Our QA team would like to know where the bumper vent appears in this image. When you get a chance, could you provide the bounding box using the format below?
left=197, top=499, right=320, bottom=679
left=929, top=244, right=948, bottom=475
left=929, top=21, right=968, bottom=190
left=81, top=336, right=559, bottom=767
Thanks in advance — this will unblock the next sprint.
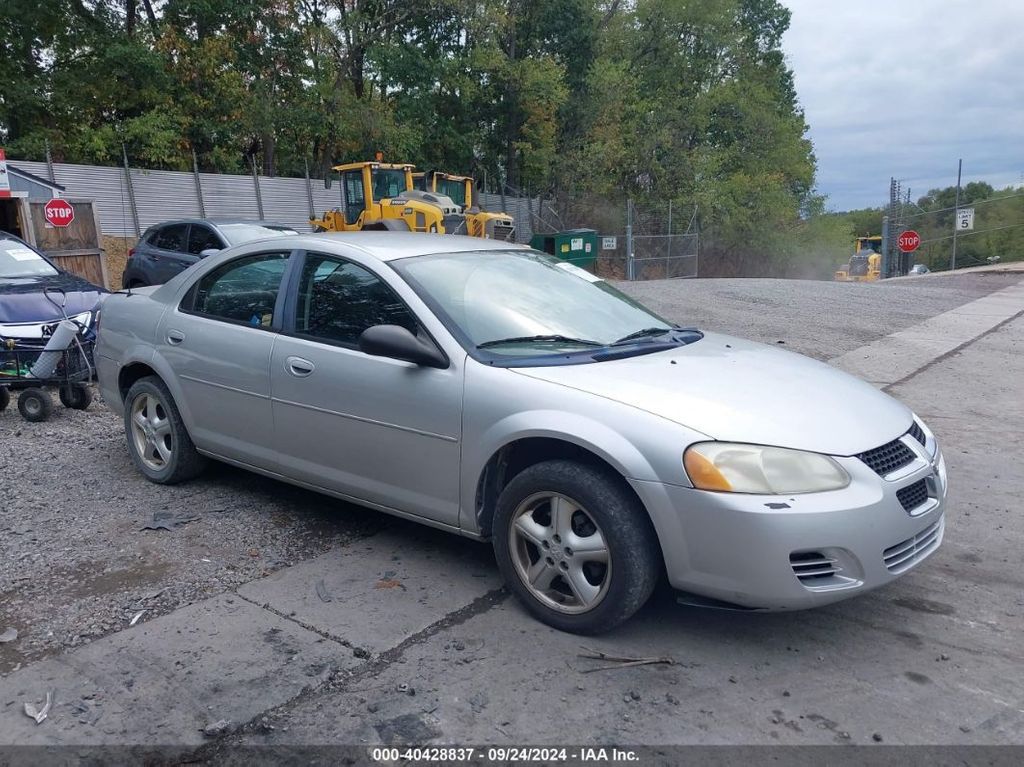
left=896, top=478, right=929, bottom=513
left=907, top=421, right=926, bottom=448
left=789, top=551, right=841, bottom=583
left=884, top=517, right=943, bottom=573
left=858, top=438, right=916, bottom=476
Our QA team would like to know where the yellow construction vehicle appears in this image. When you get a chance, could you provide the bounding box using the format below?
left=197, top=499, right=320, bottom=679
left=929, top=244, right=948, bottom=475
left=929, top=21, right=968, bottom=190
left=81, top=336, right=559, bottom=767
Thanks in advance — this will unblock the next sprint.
left=835, top=236, right=883, bottom=281
left=310, top=162, right=464, bottom=234
left=424, top=172, right=516, bottom=241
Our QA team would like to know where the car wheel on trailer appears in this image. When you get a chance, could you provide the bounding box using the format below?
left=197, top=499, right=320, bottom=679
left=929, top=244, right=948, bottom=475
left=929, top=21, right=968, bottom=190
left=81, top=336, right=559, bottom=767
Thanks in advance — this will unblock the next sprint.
left=0, top=387, right=10, bottom=412
left=17, top=387, right=53, bottom=423
left=59, top=383, right=93, bottom=411
left=492, top=459, right=661, bottom=635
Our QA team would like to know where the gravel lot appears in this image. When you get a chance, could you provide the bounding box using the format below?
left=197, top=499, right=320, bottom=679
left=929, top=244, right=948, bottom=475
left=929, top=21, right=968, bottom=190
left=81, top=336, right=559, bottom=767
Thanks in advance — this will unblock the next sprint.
left=0, top=272, right=1017, bottom=688
left=618, top=271, right=1021, bottom=360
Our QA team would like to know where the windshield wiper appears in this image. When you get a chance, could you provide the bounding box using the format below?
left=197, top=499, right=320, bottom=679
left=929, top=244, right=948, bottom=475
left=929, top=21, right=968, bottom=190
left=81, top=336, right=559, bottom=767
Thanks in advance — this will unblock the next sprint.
left=612, top=326, right=678, bottom=345
left=477, top=334, right=604, bottom=349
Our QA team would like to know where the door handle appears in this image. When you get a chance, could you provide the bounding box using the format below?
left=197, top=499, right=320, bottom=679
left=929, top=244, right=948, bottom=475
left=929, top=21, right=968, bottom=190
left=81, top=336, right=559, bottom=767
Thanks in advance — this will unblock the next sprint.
left=166, top=329, right=185, bottom=345
left=286, top=356, right=315, bottom=377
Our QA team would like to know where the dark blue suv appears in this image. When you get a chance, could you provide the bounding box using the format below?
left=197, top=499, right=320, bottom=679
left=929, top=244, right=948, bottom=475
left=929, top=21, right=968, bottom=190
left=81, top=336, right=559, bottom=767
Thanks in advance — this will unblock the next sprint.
left=121, top=218, right=299, bottom=287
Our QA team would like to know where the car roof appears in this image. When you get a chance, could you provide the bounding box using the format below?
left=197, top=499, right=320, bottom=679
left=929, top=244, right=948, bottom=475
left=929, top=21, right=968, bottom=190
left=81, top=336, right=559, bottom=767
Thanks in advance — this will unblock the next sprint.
left=281, top=232, right=531, bottom=262
left=147, top=218, right=297, bottom=228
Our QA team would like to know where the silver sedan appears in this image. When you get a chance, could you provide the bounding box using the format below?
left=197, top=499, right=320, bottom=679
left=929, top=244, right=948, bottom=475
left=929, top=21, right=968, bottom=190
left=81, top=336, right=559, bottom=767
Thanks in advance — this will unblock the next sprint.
left=95, top=233, right=947, bottom=634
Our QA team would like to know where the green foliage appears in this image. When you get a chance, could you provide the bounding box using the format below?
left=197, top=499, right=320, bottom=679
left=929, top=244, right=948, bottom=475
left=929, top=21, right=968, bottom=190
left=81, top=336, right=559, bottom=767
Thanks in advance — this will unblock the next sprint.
left=0, top=0, right=832, bottom=276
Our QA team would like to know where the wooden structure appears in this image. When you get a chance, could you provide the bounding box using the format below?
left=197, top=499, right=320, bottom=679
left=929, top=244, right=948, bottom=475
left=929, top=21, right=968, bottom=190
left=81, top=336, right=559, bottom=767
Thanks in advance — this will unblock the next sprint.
left=27, top=199, right=107, bottom=287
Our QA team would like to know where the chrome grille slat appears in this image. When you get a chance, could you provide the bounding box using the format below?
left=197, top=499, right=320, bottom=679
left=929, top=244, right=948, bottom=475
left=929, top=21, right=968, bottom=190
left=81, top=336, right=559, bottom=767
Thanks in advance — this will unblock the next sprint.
left=790, top=552, right=841, bottom=583
left=884, top=518, right=943, bottom=573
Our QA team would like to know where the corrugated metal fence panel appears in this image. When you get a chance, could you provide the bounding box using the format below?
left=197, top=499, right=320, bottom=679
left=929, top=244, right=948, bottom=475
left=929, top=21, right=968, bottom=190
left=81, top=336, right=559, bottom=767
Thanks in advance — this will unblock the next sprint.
left=197, top=172, right=261, bottom=222
left=256, top=176, right=318, bottom=232
left=311, top=181, right=345, bottom=219
left=479, top=192, right=536, bottom=243
left=16, top=161, right=137, bottom=236
left=9, top=159, right=543, bottom=243
left=132, top=168, right=205, bottom=232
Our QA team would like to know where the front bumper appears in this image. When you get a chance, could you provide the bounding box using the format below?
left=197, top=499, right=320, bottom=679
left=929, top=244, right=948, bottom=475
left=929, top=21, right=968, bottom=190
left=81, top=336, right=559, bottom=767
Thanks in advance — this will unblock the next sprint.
left=630, top=441, right=948, bottom=610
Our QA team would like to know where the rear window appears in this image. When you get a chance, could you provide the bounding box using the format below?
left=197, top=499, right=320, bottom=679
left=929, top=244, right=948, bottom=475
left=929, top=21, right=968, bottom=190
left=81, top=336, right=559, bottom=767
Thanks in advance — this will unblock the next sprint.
left=0, top=239, right=58, bottom=279
left=219, top=223, right=299, bottom=245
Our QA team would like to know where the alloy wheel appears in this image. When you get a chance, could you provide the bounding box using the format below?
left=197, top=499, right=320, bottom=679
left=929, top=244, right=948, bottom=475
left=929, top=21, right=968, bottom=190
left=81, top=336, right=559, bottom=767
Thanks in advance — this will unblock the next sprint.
left=508, top=492, right=612, bottom=614
left=130, top=393, right=173, bottom=471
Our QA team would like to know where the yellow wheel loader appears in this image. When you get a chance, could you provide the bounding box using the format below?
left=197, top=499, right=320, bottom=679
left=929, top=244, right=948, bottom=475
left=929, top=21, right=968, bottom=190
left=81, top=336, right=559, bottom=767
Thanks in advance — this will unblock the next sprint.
left=835, top=236, right=883, bottom=281
left=425, top=172, right=516, bottom=241
left=310, top=162, right=465, bottom=234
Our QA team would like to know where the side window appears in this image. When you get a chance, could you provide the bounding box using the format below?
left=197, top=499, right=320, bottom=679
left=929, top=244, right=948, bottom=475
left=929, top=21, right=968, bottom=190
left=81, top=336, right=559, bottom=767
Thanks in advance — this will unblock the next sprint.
left=187, top=225, right=223, bottom=255
left=187, top=252, right=289, bottom=327
left=343, top=171, right=365, bottom=225
left=294, top=253, right=417, bottom=347
left=155, top=223, right=189, bottom=252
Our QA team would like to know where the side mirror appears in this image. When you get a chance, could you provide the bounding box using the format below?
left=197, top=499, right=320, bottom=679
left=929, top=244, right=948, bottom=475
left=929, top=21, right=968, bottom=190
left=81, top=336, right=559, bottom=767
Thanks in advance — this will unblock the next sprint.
left=358, top=325, right=448, bottom=369
left=199, top=248, right=221, bottom=259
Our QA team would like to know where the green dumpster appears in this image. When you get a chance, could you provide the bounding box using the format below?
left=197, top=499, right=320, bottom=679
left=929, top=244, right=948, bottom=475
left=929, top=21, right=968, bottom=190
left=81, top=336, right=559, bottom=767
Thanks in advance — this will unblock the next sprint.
left=530, top=229, right=599, bottom=270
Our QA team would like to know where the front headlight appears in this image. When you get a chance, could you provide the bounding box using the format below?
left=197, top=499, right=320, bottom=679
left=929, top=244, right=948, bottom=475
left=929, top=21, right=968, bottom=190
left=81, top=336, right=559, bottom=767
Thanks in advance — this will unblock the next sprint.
left=683, top=442, right=850, bottom=494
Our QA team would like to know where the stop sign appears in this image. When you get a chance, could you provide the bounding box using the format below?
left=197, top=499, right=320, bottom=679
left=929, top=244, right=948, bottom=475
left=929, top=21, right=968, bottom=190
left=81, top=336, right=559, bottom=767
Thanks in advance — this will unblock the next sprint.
left=898, top=230, right=921, bottom=253
left=44, top=198, right=75, bottom=228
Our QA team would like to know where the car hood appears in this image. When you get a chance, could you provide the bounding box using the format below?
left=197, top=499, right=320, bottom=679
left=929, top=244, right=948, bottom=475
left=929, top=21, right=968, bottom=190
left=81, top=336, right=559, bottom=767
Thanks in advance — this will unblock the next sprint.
left=0, top=272, right=106, bottom=324
left=511, top=331, right=912, bottom=456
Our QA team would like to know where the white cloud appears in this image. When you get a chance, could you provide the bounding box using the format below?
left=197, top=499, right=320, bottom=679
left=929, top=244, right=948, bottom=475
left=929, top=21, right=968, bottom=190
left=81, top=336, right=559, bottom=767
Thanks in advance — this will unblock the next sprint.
left=781, top=0, right=1024, bottom=209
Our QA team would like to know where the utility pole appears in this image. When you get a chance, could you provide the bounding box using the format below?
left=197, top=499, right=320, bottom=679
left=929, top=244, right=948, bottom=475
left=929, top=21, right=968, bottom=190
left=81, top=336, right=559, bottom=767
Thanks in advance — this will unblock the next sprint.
left=950, top=158, right=962, bottom=271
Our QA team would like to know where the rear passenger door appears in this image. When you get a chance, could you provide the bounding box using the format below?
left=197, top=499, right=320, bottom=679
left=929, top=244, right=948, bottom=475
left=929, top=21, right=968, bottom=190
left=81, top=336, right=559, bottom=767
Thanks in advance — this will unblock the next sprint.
left=151, top=223, right=196, bottom=284
left=160, top=250, right=293, bottom=468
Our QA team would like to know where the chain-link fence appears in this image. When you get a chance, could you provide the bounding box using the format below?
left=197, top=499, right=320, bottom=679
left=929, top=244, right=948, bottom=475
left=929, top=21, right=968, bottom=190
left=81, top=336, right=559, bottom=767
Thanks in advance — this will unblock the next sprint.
left=592, top=200, right=699, bottom=280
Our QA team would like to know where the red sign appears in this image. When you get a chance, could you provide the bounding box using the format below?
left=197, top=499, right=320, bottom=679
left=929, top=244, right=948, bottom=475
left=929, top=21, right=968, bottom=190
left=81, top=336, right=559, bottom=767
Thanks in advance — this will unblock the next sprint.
left=898, top=230, right=921, bottom=253
left=44, top=198, right=75, bottom=228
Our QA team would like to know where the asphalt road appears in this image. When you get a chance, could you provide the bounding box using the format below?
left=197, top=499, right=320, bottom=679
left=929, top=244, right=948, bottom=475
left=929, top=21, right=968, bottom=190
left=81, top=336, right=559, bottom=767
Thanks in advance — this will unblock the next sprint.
left=1, top=273, right=1022, bottom=756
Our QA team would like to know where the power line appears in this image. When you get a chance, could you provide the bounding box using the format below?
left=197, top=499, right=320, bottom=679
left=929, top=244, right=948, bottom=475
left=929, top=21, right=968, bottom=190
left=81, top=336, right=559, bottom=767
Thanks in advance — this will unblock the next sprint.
left=901, top=190, right=1024, bottom=220
left=919, top=220, right=1024, bottom=246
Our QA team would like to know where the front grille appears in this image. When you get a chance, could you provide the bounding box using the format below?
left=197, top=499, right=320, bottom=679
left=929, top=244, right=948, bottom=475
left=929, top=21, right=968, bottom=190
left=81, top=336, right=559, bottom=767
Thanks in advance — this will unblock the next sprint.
left=789, top=551, right=841, bottom=583
left=443, top=214, right=467, bottom=235
left=489, top=220, right=516, bottom=241
left=896, top=478, right=929, bottom=513
left=858, top=438, right=916, bottom=476
left=907, top=421, right=926, bottom=448
left=884, top=517, right=943, bottom=573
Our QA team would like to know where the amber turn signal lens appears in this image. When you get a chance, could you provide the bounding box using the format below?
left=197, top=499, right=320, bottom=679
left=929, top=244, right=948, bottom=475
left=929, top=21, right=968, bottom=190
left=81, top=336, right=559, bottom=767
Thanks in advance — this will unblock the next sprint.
left=683, top=449, right=733, bottom=492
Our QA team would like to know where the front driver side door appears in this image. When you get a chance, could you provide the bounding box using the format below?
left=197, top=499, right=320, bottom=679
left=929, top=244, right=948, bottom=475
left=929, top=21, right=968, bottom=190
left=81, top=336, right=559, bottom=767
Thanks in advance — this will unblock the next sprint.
left=270, top=252, right=464, bottom=527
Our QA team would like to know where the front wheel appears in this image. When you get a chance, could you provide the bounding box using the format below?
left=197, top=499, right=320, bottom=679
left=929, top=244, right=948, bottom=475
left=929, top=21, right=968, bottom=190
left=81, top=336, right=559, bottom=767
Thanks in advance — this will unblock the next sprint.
left=124, top=376, right=207, bottom=484
left=492, top=460, right=661, bottom=634
left=18, top=388, right=53, bottom=422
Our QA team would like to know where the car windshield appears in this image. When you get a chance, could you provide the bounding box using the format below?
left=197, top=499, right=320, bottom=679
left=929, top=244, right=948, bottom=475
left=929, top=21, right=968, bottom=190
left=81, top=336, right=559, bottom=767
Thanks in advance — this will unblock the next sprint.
left=394, top=250, right=676, bottom=357
left=0, top=238, right=58, bottom=279
left=218, top=223, right=299, bottom=245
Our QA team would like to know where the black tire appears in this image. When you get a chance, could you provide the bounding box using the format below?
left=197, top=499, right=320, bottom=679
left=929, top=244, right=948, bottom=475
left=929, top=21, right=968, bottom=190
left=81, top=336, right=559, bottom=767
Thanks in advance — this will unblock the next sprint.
left=60, top=383, right=93, bottom=410
left=0, top=387, right=9, bottom=412
left=18, top=387, right=53, bottom=423
left=124, top=376, right=207, bottom=484
left=492, top=459, right=661, bottom=635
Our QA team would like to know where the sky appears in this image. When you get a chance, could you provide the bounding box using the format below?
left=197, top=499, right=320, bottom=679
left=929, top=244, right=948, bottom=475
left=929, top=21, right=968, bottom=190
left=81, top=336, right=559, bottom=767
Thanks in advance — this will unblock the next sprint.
left=780, top=0, right=1024, bottom=211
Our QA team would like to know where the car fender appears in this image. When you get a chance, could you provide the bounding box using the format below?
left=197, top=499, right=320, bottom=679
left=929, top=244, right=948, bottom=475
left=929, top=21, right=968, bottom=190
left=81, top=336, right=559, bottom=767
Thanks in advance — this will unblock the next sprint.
left=461, top=408, right=663, bottom=536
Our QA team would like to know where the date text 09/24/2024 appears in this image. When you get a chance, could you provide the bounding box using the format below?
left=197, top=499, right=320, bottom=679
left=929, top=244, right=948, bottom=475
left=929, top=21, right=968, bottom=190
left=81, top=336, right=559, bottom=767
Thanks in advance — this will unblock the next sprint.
left=370, top=746, right=640, bottom=762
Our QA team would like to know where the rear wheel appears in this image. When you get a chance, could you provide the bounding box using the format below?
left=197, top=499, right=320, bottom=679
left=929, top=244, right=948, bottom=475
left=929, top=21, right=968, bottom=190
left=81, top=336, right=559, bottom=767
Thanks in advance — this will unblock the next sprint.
left=60, top=383, right=93, bottom=410
left=124, top=376, right=207, bottom=484
left=492, top=460, right=661, bottom=634
left=17, top=388, right=53, bottom=423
